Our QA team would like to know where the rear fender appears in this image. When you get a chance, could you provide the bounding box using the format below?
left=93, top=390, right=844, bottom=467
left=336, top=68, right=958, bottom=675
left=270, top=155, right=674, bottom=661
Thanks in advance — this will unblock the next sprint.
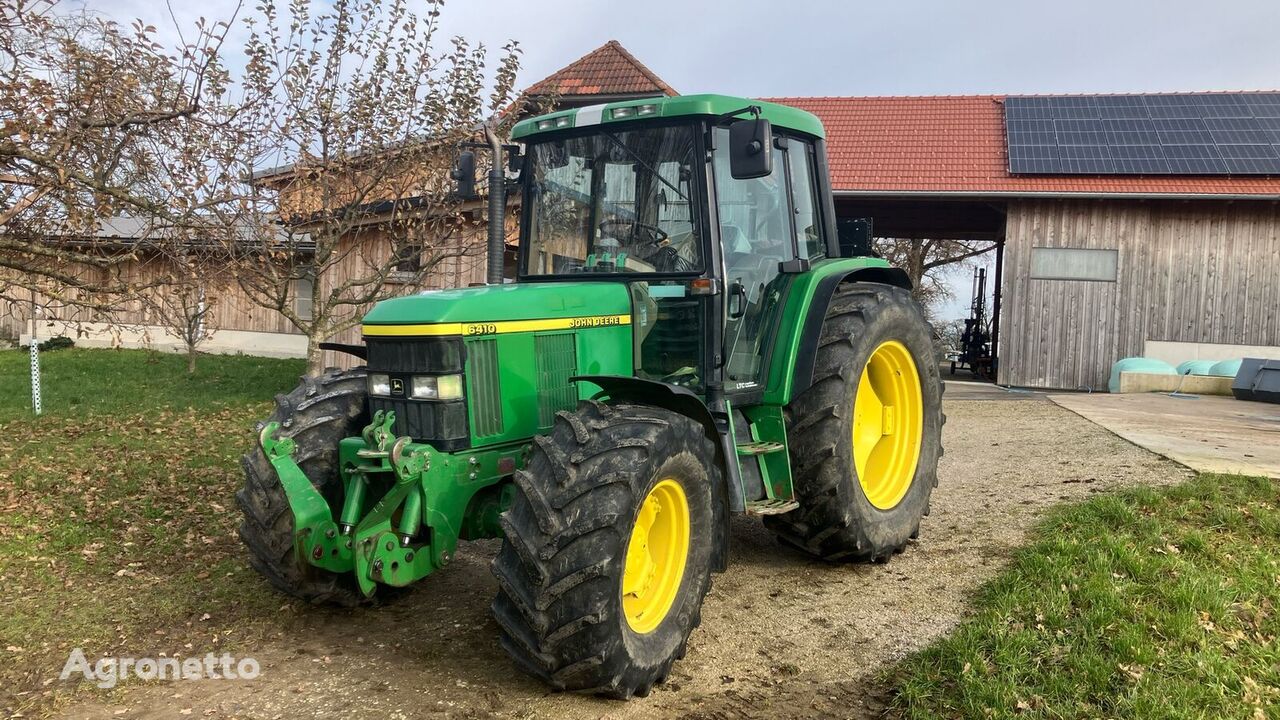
left=788, top=267, right=913, bottom=399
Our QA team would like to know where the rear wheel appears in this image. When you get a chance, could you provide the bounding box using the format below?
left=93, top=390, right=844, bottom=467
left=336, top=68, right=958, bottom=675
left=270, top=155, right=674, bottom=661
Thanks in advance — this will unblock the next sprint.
left=491, top=401, right=718, bottom=698
left=236, top=367, right=385, bottom=607
left=765, top=283, right=943, bottom=561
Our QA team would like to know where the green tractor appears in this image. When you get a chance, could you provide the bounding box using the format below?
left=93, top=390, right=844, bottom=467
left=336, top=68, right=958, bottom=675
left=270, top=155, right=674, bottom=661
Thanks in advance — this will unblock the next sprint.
left=238, top=94, right=943, bottom=698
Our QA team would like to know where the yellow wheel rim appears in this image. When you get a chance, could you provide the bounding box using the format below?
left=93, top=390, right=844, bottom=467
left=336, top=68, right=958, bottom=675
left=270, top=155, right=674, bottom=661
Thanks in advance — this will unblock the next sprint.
left=853, top=340, right=924, bottom=510
left=622, top=478, right=690, bottom=634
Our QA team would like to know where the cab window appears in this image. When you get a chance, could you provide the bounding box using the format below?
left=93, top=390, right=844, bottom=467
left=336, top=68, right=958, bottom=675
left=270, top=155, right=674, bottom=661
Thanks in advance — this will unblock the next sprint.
left=787, top=141, right=826, bottom=260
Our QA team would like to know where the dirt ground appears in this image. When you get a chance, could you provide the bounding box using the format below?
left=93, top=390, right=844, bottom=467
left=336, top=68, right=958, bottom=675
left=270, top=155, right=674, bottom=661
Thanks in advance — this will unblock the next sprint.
left=61, top=393, right=1187, bottom=720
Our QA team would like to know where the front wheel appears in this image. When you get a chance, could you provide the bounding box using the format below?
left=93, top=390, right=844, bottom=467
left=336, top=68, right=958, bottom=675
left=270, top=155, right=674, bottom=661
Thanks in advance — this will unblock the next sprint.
left=491, top=401, right=719, bottom=698
left=236, top=368, right=374, bottom=606
left=765, top=283, right=944, bottom=561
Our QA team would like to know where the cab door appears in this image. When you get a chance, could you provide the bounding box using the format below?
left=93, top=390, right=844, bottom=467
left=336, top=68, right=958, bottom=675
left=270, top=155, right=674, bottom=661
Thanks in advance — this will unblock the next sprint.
left=711, top=129, right=826, bottom=394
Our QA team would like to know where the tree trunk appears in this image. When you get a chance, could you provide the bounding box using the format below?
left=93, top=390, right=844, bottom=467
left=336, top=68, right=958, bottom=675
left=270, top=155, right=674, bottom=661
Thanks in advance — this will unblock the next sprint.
left=187, top=346, right=197, bottom=375
left=306, top=335, right=324, bottom=376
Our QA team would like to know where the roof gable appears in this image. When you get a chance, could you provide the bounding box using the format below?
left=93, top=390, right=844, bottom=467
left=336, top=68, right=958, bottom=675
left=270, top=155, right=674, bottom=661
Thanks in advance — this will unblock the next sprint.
left=522, top=40, right=676, bottom=99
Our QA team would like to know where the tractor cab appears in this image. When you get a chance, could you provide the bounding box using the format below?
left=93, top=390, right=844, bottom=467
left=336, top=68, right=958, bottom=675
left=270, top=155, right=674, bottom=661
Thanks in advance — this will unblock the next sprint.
left=511, top=96, right=834, bottom=400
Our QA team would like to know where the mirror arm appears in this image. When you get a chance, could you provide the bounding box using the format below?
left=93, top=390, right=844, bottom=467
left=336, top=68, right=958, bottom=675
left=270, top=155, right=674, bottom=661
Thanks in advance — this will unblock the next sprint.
left=715, top=104, right=762, bottom=124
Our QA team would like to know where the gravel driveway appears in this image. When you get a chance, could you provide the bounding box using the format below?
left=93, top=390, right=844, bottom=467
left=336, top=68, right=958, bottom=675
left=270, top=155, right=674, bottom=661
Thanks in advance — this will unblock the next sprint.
left=63, top=392, right=1188, bottom=720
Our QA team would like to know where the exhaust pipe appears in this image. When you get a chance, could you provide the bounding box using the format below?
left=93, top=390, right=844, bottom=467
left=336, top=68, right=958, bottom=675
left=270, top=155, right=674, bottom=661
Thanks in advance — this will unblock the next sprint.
left=484, top=124, right=505, bottom=285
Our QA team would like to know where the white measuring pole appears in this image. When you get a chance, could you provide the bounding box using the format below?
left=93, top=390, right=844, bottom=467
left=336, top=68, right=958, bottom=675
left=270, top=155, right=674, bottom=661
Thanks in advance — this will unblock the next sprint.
left=29, top=339, right=42, bottom=415
left=28, top=296, right=41, bottom=415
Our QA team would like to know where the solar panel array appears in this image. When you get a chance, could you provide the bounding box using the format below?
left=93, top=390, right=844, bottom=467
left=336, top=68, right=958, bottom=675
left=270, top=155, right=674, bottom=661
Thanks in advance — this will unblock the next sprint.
left=1005, top=93, right=1280, bottom=175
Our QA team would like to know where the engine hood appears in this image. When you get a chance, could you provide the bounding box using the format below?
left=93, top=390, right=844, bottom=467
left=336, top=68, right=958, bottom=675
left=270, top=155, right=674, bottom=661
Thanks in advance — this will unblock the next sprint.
left=361, top=282, right=633, bottom=337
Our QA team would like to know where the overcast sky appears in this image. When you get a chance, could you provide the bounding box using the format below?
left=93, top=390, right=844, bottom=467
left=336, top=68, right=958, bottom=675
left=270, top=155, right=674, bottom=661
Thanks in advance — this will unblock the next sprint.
left=79, top=0, right=1280, bottom=317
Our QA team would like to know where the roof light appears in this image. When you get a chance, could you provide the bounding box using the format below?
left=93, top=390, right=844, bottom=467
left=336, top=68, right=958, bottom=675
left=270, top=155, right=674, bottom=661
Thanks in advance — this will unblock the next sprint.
left=536, top=119, right=554, bottom=130
left=611, top=106, right=635, bottom=119
left=555, top=116, right=571, bottom=128
left=636, top=104, right=658, bottom=116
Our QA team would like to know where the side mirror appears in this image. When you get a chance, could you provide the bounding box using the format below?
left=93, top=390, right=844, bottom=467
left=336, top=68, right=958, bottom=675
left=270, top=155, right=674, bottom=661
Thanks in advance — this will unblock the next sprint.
left=728, top=117, right=773, bottom=179
left=451, top=150, right=476, bottom=198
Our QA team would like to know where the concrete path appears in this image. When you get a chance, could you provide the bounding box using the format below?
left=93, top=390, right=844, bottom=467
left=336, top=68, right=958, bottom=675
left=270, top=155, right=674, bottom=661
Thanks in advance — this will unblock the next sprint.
left=943, top=379, right=1048, bottom=401
left=1049, top=392, right=1280, bottom=478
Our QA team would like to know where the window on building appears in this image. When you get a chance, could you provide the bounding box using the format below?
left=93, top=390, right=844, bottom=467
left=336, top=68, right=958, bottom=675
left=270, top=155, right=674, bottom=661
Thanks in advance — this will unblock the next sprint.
left=1029, top=247, right=1118, bottom=282
left=394, top=243, right=423, bottom=274
left=295, top=274, right=314, bottom=321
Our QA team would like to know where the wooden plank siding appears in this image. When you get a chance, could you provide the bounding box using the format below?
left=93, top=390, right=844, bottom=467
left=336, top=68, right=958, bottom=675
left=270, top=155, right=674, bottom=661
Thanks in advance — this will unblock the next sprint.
left=0, top=216, right=497, bottom=358
left=318, top=219, right=495, bottom=369
left=1001, top=199, right=1280, bottom=390
left=0, top=256, right=299, bottom=339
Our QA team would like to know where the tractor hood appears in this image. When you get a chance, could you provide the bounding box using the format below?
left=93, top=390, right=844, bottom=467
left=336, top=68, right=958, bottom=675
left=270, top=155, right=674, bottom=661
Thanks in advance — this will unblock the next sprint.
left=361, top=282, right=633, bottom=336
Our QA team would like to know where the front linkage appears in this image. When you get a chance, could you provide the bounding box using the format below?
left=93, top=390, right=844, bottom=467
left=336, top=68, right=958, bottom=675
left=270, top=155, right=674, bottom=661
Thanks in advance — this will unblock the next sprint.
left=259, top=410, right=520, bottom=596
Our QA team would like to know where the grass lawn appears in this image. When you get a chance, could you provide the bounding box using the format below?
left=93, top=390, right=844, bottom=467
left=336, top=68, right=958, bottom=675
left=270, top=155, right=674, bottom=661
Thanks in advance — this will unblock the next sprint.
left=0, top=347, right=306, bottom=716
left=889, top=473, right=1280, bottom=719
left=0, top=347, right=306, bottom=419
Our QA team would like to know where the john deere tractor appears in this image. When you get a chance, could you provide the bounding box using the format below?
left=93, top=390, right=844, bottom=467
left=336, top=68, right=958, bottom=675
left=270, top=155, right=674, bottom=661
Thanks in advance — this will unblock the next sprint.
left=238, top=94, right=943, bottom=698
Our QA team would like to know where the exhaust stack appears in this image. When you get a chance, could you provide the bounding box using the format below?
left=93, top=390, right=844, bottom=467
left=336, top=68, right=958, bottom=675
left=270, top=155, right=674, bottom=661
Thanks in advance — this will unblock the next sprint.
left=484, top=124, right=505, bottom=285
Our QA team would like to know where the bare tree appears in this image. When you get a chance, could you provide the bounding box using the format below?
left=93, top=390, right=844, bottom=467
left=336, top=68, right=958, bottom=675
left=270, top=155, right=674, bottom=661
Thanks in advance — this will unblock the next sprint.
left=136, top=249, right=223, bottom=374
left=0, top=0, right=239, bottom=319
left=217, top=0, right=522, bottom=372
left=874, top=237, right=993, bottom=316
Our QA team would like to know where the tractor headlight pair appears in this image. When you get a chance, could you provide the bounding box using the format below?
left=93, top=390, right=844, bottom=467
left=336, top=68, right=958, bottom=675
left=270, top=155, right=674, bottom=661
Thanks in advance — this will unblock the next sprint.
left=410, top=374, right=464, bottom=400
left=367, top=373, right=464, bottom=401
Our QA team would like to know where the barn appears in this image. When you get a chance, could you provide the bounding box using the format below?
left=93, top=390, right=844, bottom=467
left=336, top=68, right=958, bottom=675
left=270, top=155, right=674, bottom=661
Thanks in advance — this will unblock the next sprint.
left=774, top=93, right=1280, bottom=390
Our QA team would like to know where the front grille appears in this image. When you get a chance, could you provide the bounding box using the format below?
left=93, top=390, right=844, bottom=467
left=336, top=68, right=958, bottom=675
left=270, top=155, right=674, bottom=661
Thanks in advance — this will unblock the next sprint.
left=365, top=337, right=469, bottom=450
left=367, top=338, right=464, bottom=374
left=368, top=397, right=469, bottom=451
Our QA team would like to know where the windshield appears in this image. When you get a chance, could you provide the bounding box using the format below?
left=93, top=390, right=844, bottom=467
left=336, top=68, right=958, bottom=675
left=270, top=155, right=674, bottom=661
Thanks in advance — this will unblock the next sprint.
left=523, top=124, right=702, bottom=276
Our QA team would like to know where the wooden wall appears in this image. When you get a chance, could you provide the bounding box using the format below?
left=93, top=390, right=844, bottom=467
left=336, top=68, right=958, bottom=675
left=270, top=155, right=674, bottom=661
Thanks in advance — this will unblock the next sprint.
left=0, top=256, right=299, bottom=340
left=1001, top=199, right=1280, bottom=390
left=0, top=215, right=502, bottom=357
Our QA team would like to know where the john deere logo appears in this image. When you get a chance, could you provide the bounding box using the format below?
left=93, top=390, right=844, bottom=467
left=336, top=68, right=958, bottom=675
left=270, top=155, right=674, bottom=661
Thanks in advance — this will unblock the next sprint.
left=390, top=378, right=404, bottom=396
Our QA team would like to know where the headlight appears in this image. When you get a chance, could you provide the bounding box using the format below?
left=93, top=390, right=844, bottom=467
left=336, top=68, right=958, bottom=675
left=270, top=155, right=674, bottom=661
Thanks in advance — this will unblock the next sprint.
left=411, top=374, right=464, bottom=401
left=368, top=373, right=391, bottom=396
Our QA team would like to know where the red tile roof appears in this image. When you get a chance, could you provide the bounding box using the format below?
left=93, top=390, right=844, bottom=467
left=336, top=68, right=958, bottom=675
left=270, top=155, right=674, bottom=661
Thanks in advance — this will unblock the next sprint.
left=523, top=40, right=677, bottom=99
left=766, top=95, right=1280, bottom=198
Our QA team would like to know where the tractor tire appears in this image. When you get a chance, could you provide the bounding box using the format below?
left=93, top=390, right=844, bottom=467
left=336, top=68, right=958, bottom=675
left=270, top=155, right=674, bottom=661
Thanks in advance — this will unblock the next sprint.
left=765, top=283, right=944, bottom=562
left=491, top=401, right=719, bottom=699
left=236, top=367, right=381, bottom=607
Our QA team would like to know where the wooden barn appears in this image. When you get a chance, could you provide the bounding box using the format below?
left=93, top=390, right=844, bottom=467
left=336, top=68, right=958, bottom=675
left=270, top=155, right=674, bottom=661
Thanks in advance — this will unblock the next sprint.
left=777, top=92, right=1280, bottom=390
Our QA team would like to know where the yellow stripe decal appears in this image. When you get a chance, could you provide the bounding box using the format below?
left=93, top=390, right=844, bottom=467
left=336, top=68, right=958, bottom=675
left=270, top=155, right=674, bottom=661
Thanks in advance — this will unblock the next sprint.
left=363, top=314, right=631, bottom=338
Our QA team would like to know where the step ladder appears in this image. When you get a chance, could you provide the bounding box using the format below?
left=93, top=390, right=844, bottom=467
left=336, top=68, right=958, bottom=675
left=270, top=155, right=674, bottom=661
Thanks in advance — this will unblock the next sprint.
left=732, top=419, right=798, bottom=515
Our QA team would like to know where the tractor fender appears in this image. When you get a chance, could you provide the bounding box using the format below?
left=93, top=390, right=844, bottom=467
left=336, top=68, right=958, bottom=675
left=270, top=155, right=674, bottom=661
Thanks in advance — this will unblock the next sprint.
left=570, top=374, right=733, bottom=571
left=569, top=375, right=724, bottom=467
left=789, top=267, right=913, bottom=397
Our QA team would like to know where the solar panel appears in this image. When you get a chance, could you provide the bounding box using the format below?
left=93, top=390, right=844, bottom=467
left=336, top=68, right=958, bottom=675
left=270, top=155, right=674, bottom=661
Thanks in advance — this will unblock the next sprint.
left=1006, top=93, right=1280, bottom=175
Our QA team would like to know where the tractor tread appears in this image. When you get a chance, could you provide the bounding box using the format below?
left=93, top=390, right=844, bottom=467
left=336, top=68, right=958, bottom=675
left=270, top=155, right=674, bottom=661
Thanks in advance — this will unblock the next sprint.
left=491, top=401, right=718, bottom=699
left=764, top=283, right=944, bottom=563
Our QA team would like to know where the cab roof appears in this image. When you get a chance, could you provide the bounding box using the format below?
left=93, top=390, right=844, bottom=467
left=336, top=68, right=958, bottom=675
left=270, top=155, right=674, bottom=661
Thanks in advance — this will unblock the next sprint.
left=510, top=93, right=825, bottom=141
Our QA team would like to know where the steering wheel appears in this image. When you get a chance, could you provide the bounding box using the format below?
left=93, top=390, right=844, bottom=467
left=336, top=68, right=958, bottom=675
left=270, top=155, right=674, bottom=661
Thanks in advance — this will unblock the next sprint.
left=599, top=219, right=669, bottom=249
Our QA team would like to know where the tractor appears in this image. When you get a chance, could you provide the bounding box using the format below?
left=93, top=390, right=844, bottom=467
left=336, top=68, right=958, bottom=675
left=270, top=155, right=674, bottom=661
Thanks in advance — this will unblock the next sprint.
left=238, top=94, right=944, bottom=698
